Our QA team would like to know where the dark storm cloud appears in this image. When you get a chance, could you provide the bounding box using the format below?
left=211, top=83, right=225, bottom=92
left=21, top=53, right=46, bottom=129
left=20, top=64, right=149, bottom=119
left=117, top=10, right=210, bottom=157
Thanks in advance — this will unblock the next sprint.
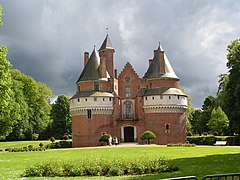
left=1, top=0, right=239, bottom=107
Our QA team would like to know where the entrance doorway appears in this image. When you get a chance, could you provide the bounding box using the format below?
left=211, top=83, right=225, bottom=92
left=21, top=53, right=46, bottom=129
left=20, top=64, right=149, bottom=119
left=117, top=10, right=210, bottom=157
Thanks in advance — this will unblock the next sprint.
left=124, top=126, right=134, bottom=142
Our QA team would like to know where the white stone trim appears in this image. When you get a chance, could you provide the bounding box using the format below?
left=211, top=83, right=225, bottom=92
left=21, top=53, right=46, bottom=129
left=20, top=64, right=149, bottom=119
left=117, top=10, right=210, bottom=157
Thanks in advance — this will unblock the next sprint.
left=71, top=107, right=113, bottom=116
left=121, top=125, right=137, bottom=141
left=143, top=105, right=187, bottom=113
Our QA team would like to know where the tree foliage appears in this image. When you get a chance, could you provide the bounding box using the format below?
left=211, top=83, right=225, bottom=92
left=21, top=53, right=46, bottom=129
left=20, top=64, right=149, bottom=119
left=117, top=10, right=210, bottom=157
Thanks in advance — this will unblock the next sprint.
left=140, top=130, right=156, bottom=144
left=221, top=39, right=240, bottom=135
left=50, top=95, right=71, bottom=138
left=0, top=4, right=3, bottom=25
left=6, top=69, right=53, bottom=140
left=208, top=106, right=229, bottom=135
left=0, top=46, right=20, bottom=140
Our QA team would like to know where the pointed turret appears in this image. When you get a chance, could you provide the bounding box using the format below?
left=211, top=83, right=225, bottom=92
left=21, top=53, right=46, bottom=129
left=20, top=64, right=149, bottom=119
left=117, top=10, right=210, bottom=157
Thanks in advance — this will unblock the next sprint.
left=144, top=43, right=178, bottom=79
left=99, top=34, right=114, bottom=51
left=99, top=34, right=115, bottom=78
left=77, top=46, right=101, bottom=82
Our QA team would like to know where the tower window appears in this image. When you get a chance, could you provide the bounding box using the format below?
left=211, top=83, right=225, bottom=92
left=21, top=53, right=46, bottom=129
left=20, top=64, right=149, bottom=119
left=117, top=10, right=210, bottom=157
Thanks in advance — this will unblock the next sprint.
left=152, top=96, right=154, bottom=100
left=85, top=98, right=87, bottom=101
left=160, top=95, right=163, bottom=99
left=169, top=96, right=171, bottom=99
left=78, top=98, right=80, bottom=102
left=109, top=98, right=112, bottom=101
left=103, top=98, right=105, bottom=101
left=178, top=95, right=180, bottom=99
left=125, top=87, right=131, bottom=98
left=87, top=109, right=92, bottom=119
left=94, top=81, right=100, bottom=91
left=145, top=97, right=148, bottom=100
left=94, top=97, right=97, bottom=101
left=165, top=124, right=170, bottom=133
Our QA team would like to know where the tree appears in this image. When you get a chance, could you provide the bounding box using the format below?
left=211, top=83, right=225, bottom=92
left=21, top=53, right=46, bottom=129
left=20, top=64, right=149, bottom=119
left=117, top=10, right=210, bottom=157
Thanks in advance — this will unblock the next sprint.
left=0, top=4, right=3, bottom=25
left=198, top=96, right=217, bottom=134
left=208, top=106, right=229, bottom=135
left=180, top=88, right=193, bottom=133
left=50, top=95, right=71, bottom=138
left=0, top=46, right=20, bottom=140
left=190, top=109, right=203, bottom=135
left=140, top=130, right=156, bottom=144
left=221, top=39, right=240, bottom=135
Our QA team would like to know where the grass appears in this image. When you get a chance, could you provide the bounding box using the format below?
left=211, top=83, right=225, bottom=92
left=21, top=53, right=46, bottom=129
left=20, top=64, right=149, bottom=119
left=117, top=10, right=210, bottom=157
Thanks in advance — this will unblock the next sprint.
left=0, top=143, right=240, bottom=179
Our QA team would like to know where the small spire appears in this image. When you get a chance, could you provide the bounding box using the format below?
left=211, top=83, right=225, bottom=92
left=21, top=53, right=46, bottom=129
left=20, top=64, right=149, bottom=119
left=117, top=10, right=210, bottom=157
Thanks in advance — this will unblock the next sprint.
left=106, top=27, right=109, bottom=36
left=157, top=42, right=164, bottom=51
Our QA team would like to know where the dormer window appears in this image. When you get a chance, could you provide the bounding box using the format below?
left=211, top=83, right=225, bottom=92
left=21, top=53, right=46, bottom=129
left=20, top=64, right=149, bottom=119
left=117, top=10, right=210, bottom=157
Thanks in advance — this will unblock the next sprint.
left=94, top=81, right=99, bottom=91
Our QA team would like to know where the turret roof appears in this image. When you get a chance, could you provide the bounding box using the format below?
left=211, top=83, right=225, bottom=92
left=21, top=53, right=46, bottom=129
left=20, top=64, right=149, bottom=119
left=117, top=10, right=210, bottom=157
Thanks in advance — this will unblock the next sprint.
left=77, top=47, right=101, bottom=82
left=99, top=34, right=114, bottom=51
left=143, top=43, right=179, bottom=79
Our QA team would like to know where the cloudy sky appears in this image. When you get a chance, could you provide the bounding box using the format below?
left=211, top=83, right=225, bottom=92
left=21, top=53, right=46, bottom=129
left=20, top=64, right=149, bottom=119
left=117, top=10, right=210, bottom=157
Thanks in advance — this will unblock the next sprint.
left=0, top=0, right=239, bottom=108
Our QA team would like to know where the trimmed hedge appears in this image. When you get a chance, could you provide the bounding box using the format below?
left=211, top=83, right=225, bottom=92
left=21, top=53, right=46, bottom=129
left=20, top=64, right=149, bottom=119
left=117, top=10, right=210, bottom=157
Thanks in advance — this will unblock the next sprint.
left=45, top=140, right=72, bottom=149
left=23, top=156, right=178, bottom=177
left=167, top=143, right=196, bottom=147
left=187, top=135, right=239, bottom=145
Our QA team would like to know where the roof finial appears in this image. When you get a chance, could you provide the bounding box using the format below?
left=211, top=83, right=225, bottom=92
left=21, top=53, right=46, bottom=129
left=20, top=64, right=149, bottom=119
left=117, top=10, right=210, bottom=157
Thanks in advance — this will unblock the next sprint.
left=106, top=27, right=109, bottom=36
left=94, top=45, right=96, bottom=49
left=158, top=42, right=161, bottom=50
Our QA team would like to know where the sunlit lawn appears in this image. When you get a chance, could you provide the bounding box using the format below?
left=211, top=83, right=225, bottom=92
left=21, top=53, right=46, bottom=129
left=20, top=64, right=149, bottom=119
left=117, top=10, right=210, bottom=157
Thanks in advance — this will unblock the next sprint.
left=0, top=142, right=240, bottom=179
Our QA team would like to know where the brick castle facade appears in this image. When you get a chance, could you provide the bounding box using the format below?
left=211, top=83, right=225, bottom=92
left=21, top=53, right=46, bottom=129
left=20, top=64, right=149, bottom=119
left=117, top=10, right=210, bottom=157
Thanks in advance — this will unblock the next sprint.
left=70, top=35, right=187, bottom=147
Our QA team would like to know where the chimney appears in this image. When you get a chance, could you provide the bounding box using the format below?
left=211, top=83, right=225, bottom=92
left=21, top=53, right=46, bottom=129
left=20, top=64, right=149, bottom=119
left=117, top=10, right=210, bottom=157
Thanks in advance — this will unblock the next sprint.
left=100, top=57, right=107, bottom=78
left=149, top=59, right=153, bottom=66
left=159, top=52, right=165, bottom=73
left=84, top=52, right=89, bottom=66
left=114, top=69, right=117, bottom=78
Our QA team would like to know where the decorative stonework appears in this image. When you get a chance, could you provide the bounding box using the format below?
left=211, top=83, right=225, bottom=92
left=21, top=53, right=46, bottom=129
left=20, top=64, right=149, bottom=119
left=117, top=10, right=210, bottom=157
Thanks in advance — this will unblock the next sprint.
left=71, top=107, right=113, bottom=116
left=143, top=105, right=187, bottom=113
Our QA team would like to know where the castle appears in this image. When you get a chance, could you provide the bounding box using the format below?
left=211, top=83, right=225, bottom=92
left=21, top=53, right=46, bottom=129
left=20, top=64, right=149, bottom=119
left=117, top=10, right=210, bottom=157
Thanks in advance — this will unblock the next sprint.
left=70, top=35, right=187, bottom=147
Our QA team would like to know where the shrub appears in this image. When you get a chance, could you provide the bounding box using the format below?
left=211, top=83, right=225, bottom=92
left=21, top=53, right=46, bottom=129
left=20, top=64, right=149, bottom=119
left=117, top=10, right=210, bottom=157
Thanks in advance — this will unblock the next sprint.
left=167, top=143, right=196, bottom=147
left=23, top=156, right=178, bottom=177
left=187, top=135, right=239, bottom=145
left=50, top=137, right=55, bottom=143
left=62, top=134, right=69, bottom=141
left=45, top=141, right=72, bottom=149
left=140, top=130, right=156, bottom=144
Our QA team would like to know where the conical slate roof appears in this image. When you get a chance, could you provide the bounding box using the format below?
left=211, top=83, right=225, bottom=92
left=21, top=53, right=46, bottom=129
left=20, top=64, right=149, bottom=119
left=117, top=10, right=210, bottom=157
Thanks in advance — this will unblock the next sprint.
left=77, top=47, right=101, bottom=82
left=99, top=34, right=114, bottom=51
left=143, top=43, right=178, bottom=79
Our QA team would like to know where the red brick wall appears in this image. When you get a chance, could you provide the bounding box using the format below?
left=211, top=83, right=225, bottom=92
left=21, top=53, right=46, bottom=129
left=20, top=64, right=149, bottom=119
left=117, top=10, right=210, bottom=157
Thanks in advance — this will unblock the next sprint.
left=72, top=114, right=113, bottom=147
left=142, top=113, right=186, bottom=144
left=147, top=78, right=180, bottom=88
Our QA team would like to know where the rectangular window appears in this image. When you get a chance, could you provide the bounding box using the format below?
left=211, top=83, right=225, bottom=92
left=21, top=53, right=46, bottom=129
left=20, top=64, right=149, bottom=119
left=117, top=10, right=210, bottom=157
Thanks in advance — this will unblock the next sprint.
left=160, top=95, right=163, bottom=99
left=85, top=98, right=87, bottom=101
left=152, top=97, right=154, bottom=100
left=78, top=98, right=80, bottom=102
left=125, top=87, right=131, bottom=98
left=87, top=109, right=92, bottom=119
left=94, top=97, right=97, bottom=101
left=145, top=97, right=147, bottom=100
left=109, top=98, right=112, bottom=101
left=178, top=95, right=180, bottom=99
left=94, top=81, right=100, bottom=91
left=103, top=98, right=105, bottom=101
left=169, top=96, right=171, bottom=99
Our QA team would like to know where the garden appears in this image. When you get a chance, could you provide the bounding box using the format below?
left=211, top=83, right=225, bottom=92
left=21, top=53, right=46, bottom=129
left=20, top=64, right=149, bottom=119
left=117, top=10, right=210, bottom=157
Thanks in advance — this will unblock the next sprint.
left=0, top=141, right=240, bottom=179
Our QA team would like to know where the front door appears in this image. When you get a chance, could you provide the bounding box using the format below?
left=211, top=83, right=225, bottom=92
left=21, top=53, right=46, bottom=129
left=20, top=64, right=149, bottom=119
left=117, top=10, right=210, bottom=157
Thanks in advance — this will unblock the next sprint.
left=124, top=126, right=134, bottom=142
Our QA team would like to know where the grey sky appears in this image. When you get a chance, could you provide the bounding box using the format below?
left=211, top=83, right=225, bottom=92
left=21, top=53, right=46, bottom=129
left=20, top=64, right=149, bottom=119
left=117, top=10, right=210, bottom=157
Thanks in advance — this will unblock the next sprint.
left=0, top=0, right=239, bottom=108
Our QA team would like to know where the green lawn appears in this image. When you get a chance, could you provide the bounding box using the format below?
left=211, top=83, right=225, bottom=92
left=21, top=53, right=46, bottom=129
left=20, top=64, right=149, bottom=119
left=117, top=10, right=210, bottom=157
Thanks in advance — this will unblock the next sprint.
left=0, top=144, right=240, bottom=179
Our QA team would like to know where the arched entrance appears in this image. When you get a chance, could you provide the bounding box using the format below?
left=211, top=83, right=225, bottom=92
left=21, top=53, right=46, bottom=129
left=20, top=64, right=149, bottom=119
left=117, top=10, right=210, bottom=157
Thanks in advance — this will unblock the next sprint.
left=121, top=126, right=136, bottom=142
